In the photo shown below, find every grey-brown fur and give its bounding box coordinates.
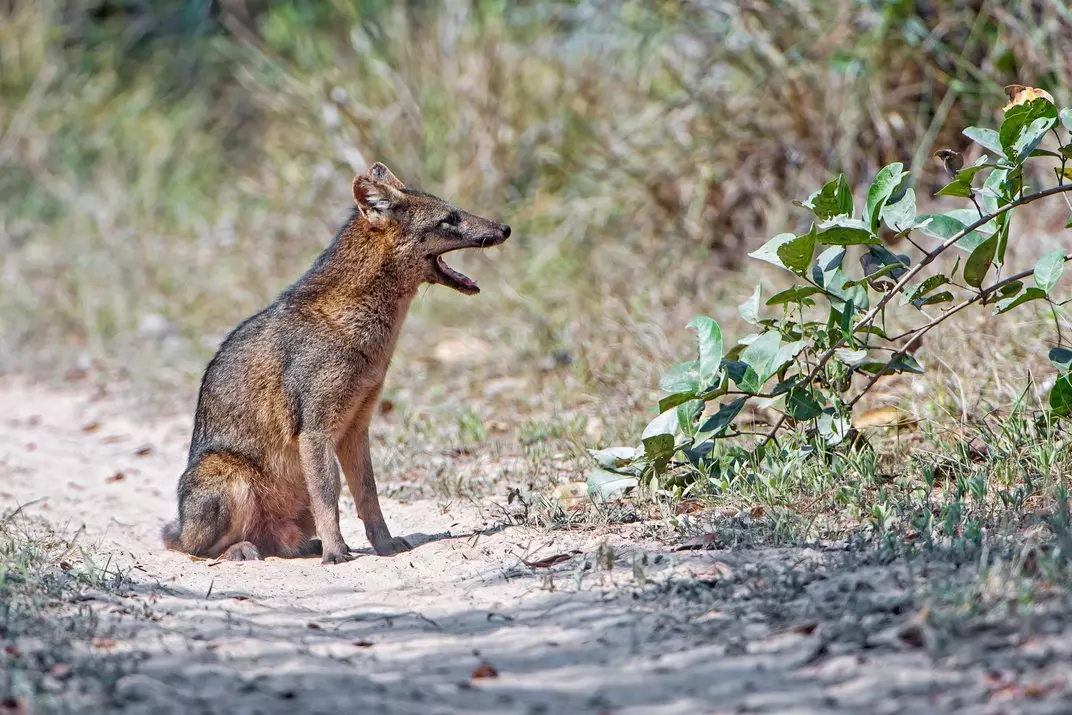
[162,163,510,564]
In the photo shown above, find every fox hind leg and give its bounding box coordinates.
[170,452,258,559]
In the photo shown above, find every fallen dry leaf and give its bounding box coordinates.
[80,421,102,434]
[674,500,703,515]
[471,663,499,679]
[90,637,117,650]
[674,532,719,551]
[352,640,374,648]
[3,645,22,658]
[134,445,154,457]
[1003,84,1054,111]
[106,472,126,483]
[791,622,819,635]
[306,622,321,630]
[523,551,580,569]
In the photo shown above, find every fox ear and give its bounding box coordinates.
[367,162,405,190]
[352,175,397,215]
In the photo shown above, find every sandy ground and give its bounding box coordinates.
[3,378,1072,714]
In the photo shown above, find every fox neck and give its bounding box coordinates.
[301,216,421,353]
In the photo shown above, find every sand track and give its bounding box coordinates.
[2,378,1071,714]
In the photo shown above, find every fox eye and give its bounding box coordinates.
[439,211,460,229]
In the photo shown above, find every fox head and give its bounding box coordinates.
[351,163,510,295]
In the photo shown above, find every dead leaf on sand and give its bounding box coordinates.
[106,472,126,483]
[134,445,154,457]
[80,421,102,434]
[471,663,499,679]
[674,532,719,551]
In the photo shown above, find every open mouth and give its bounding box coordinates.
[433,253,481,295]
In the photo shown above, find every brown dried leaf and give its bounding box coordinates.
[1003,85,1054,111]
[674,532,719,551]
[134,445,154,457]
[106,472,126,483]
[674,500,703,515]
[352,640,374,648]
[90,637,117,650]
[471,663,499,679]
[80,421,102,434]
[306,622,321,630]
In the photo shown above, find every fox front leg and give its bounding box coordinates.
[338,427,411,556]
[297,432,353,564]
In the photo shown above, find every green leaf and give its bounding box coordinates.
[834,348,869,366]
[799,174,853,220]
[677,399,704,436]
[766,285,821,306]
[740,331,781,393]
[1049,348,1072,372]
[687,316,724,389]
[818,411,852,446]
[1050,374,1072,417]
[749,230,816,276]
[785,387,824,421]
[964,234,998,288]
[963,126,1003,154]
[980,168,1008,215]
[749,232,797,272]
[998,280,1023,298]
[912,290,954,308]
[936,179,974,199]
[1061,108,1072,133]
[659,391,698,413]
[860,245,909,283]
[864,162,907,233]
[589,447,641,471]
[904,274,949,304]
[880,188,917,232]
[817,217,881,246]
[1012,116,1057,163]
[916,212,993,252]
[995,287,1047,314]
[695,397,747,441]
[778,228,818,275]
[659,360,699,395]
[1000,98,1058,161]
[739,285,762,325]
[1034,249,1066,295]
[642,408,678,443]
[771,340,808,375]
[587,468,639,501]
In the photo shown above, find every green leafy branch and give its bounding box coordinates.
[592,86,1072,499]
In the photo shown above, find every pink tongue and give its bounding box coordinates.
[438,256,477,289]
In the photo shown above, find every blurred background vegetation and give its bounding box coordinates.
[1,0,1070,430]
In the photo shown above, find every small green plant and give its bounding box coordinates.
[594,86,1072,498]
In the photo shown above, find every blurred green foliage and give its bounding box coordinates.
[1,0,1070,380]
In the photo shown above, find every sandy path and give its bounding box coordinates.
[3,379,1072,714]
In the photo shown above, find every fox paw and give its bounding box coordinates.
[321,547,355,565]
[221,541,262,561]
[373,536,412,556]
